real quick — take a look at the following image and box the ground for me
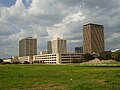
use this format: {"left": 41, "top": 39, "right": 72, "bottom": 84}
{"left": 0, "top": 63, "right": 120, "bottom": 90}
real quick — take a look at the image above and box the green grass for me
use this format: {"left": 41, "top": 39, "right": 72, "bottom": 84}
{"left": 0, "top": 64, "right": 120, "bottom": 90}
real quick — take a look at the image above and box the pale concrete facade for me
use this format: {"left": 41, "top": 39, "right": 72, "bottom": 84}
{"left": 19, "top": 37, "right": 37, "bottom": 57}
{"left": 3, "top": 56, "right": 19, "bottom": 63}
{"left": 47, "top": 38, "right": 67, "bottom": 54}
{"left": 19, "top": 56, "right": 33, "bottom": 63}
{"left": 33, "top": 53, "right": 59, "bottom": 64}
{"left": 33, "top": 53, "right": 84, "bottom": 64}
{"left": 3, "top": 58, "right": 12, "bottom": 63}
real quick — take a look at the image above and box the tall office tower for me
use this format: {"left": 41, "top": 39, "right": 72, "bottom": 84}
{"left": 47, "top": 38, "right": 67, "bottom": 54}
{"left": 83, "top": 23, "right": 104, "bottom": 54}
{"left": 19, "top": 37, "right": 37, "bottom": 57}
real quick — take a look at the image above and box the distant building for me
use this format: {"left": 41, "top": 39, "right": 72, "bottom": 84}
{"left": 3, "top": 56, "right": 19, "bottom": 63}
{"left": 47, "top": 41, "right": 52, "bottom": 54}
{"left": 111, "top": 49, "right": 120, "bottom": 52}
{"left": 19, "top": 56, "right": 33, "bottom": 64}
{"left": 19, "top": 37, "right": 37, "bottom": 57}
{"left": 75, "top": 47, "right": 83, "bottom": 53}
{"left": 3, "top": 58, "right": 12, "bottom": 63}
{"left": 40, "top": 51, "right": 47, "bottom": 55}
{"left": 47, "top": 38, "right": 67, "bottom": 54}
{"left": 83, "top": 23, "right": 104, "bottom": 54}
{"left": 33, "top": 53, "right": 84, "bottom": 64}
{"left": 11, "top": 56, "right": 19, "bottom": 63}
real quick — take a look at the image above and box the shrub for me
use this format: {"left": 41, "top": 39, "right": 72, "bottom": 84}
{"left": 12, "top": 62, "right": 20, "bottom": 64}
{"left": 2, "top": 62, "right": 11, "bottom": 64}
{"left": 0, "top": 59, "right": 3, "bottom": 63}
{"left": 23, "top": 61, "right": 30, "bottom": 64}
{"left": 83, "top": 53, "right": 95, "bottom": 61}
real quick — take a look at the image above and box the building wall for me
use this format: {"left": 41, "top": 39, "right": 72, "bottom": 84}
{"left": 33, "top": 53, "right": 84, "bottom": 64}
{"left": 47, "top": 38, "right": 67, "bottom": 54}
{"left": 83, "top": 23, "right": 104, "bottom": 54}
{"left": 3, "top": 58, "right": 12, "bottom": 63}
{"left": 19, "top": 37, "right": 37, "bottom": 57}
{"left": 11, "top": 56, "right": 19, "bottom": 63}
{"left": 75, "top": 47, "right": 83, "bottom": 53}
{"left": 33, "top": 54, "right": 58, "bottom": 64}
{"left": 60, "top": 53, "right": 84, "bottom": 63}
{"left": 19, "top": 56, "right": 33, "bottom": 63}
{"left": 47, "top": 41, "right": 52, "bottom": 54}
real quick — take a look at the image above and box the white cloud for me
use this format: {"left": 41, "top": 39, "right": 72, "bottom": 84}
{"left": 0, "top": 0, "right": 120, "bottom": 58}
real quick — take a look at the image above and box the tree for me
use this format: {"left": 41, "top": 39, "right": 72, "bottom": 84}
{"left": 117, "top": 54, "right": 120, "bottom": 61}
{"left": 111, "top": 52, "right": 118, "bottom": 60}
{"left": 111, "top": 52, "right": 120, "bottom": 61}
{"left": 71, "top": 58, "right": 82, "bottom": 63}
{"left": 83, "top": 53, "right": 95, "bottom": 61}
{"left": 0, "top": 59, "right": 3, "bottom": 63}
{"left": 97, "top": 55, "right": 104, "bottom": 60}
{"left": 104, "top": 53, "right": 112, "bottom": 60}
{"left": 97, "top": 52, "right": 112, "bottom": 60}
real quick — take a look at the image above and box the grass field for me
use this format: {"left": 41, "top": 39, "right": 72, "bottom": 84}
{"left": 0, "top": 64, "right": 120, "bottom": 90}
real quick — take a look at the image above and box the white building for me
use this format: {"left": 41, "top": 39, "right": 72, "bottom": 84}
{"left": 33, "top": 53, "right": 84, "bottom": 64}
{"left": 47, "top": 38, "right": 67, "bottom": 54}
{"left": 19, "top": 56, "right": 33, "bottom": 64}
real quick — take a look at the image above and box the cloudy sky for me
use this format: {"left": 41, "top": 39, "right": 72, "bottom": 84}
{"left": 0, "top": 0, "right": 120, "bottom": 58}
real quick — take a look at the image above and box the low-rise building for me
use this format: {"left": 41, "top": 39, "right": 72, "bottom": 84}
{"left": 11, "top": 56, "right": 19, "bottom": 63}
{"left": 19, "top": 56, "right": 33, "bottom": 64}
{"left": 3, "top": 58, "right": 12, "bottom": 63}
{"left": 33, "top": 53, "right": 84, "bottom": 64}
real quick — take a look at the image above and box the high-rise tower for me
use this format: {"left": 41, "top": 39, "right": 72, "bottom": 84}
{"left": 83, "top": 23, "right": 104, "bottom": 54}
{"left": 19, "top": 37, "right": 37, "bottom": 57}
{"left": 47, "top": 38, "right": 67, "bottom": 54}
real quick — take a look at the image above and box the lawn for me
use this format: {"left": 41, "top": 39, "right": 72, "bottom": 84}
{"left": 0, "top": 64, "right": 120, "bottom": 90}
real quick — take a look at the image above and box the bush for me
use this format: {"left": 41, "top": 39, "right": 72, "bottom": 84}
{"left": 23, "top": 61, "right": 30, "bottom": 64}
{"left": 33, "top": 61, "right": 40, "bottom": 63}
{"left": 97, "top": 55, "right": 104, "bottom": 60}
{"left": 71, "top": 59, "right": 83, "bottom": 63}
{"left": 83, "top": 53, "right": 95, "bottom": 61}
{"left": 2, "top": 62, "right": 11, "bottom": 64}
{"left": 0, "top": 59, "right": 3, "bottom": 63}
{"left": 12, "top": 62, "right": 20, "bottom": 64}
{"left": 111, "top": 53, "right": 120, "bottom": 60}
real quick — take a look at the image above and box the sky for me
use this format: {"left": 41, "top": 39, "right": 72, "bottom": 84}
{"left": 0, "top": 0, "right": 120, "bottom": 58}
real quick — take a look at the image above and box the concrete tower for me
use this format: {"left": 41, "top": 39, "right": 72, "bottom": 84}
{"left": 19, "top": 37, "right": 37, "bottom": 57}
{"left": 47, "top": 38, "right": 67, "bottom": 54}
{"left": 83, "top": 23, "right": 104, "bottom": 54}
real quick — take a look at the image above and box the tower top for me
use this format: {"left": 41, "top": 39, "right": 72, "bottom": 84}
{"left": 83, "top": 23, "right": 103, "bottom": 27}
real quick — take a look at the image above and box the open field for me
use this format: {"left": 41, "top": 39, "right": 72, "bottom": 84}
{"left": 0, "top": 64, "right": 120, "bottom": 90}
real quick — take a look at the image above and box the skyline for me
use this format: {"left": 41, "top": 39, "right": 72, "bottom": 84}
{"left": 0, "top": 0, "right": 120, "bottom": 58}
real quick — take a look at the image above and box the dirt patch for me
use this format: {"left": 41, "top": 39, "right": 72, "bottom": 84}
{"left": 32, "top": 83, "right": 65, "bottom": 90}
{"left": 81, "top": 58, "right": 116, "bottom": 65}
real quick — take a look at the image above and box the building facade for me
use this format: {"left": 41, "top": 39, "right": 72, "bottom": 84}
{"left": 33, "top": 53, "right": 84, "bottom": 64}
{"left": 19, "top": 56, "right": 33, "bottom": 64}
{"left": 83, "top": 23, "right": 104, "bottom": 54}
{"left": 19, "top": 37, "right": 37, "bottom": 57}
{"left": 47, "top": 38, "right": 67, "bottom": 54}
{"left": 75, "top": 47, "right": 83, "bottom": 53}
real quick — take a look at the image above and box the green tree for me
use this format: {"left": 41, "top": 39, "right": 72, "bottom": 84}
{"left": 71, "top": 58, "right": 82, "bottom": 63}
{"left": 0, "top": 59, "right": 3, "bottom": 63}
{"left": 83, "top": 53, "right": 95, "bottom": 61}
{"left": 111, "top": 52, "right": 119, "bottom": 60}
{"left": 118, "top": 54, "right": 120, "bottom": 61}
{"left": 97, "top": 55, "right": 104, "bottom": 60}
{"left": 105, "top": 53, "right": 112, "bottom": 60}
